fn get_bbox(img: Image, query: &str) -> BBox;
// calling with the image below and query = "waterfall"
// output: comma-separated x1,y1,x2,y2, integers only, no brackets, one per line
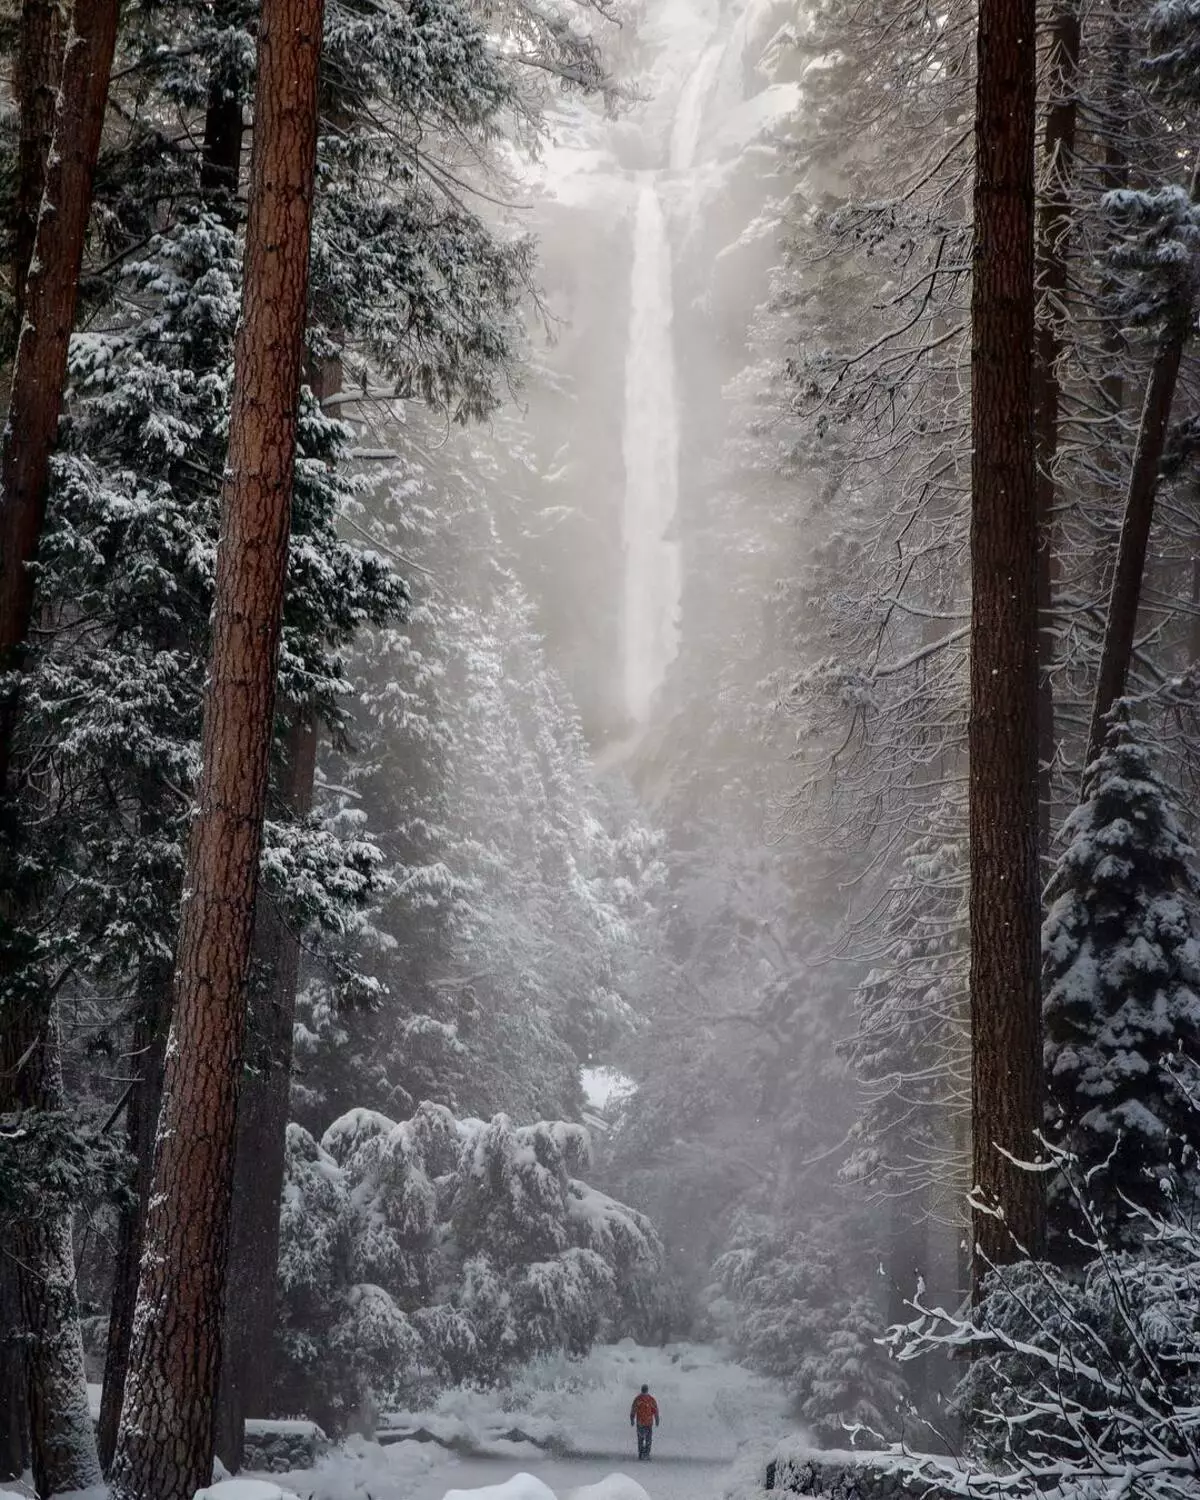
621,180,681,728
620,42,723,730
669,39,724,171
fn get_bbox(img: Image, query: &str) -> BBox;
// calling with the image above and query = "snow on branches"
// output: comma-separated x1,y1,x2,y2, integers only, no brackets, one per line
276,1103,662,1429
886,1140,1200,1500
1043,703,1200,1248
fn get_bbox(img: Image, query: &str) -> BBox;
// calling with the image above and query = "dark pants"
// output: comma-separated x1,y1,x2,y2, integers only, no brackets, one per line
636,1424,654,1459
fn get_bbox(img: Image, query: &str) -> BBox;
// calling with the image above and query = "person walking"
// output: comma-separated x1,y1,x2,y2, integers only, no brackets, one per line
630,1383,660,1460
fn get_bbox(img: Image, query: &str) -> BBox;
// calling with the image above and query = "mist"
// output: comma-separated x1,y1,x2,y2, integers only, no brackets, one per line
10,0,1199,1489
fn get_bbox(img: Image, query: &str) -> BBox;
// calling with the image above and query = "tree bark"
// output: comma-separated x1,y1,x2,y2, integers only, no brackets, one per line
0,1006,103,1497
108,0,325,1493
968,0,1045,1290
99,45,251,1469
0,0,120,792
216,716,319,1470
18,1040,105,1499
96,956,172,1473
215,343,339,1469
1085,309,1192,768
12,0,66,342
1033,0,1079,861
0,1262,29,1481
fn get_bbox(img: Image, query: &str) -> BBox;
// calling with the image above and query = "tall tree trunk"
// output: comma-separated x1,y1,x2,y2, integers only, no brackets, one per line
12,0,66,343
108,0,325,1493
0,1004,103,1497
1033,0,1079,861
0,1262,29,1481
1093,0,1131,605
215,716,318,1471
215,345,339,1470
0,0,58,1348
0,0,120,789
17,1023,104,1498
97,42,252,1471
968,0,1044,1291
1085,304,1193,768
96,955,172,1472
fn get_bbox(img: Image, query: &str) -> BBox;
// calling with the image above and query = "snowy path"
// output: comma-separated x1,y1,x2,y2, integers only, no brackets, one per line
261,1445,734,1500
259,1344,790,1500
400,1453,728,1499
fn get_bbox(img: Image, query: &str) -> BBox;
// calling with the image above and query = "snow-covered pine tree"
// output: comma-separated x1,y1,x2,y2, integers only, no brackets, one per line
840,788,970,1220
21,209,406,1456
1044,702,1200,1247
274,1104,661,1426
713,1210,905,1445
302,407,661,1129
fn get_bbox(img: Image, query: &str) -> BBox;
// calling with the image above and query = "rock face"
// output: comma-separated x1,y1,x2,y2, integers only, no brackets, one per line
242,1419,328,1473
764,1448,943,1500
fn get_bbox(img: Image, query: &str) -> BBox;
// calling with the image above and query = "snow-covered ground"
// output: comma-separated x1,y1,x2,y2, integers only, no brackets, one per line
381,1340,793,1459
260,1342,796,1500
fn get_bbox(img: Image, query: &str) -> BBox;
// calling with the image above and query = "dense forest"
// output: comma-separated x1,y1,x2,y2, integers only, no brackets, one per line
2,0,1200,1495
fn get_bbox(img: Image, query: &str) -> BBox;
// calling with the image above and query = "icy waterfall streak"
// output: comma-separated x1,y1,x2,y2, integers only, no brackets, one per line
622,180,681,727
621,42,722,728
669,39,725,172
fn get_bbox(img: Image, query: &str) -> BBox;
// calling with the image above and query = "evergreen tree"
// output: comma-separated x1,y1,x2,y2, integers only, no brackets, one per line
301,411,660,1129
714,1210,905,1445
840,789,970,1219
1044,703,1200,1247
275,1103,661,1428
108,0,327,1489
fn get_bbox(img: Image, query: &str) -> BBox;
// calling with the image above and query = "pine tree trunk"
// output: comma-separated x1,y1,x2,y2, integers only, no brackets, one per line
12,0,66,343
100,47,250,1470
1033,0,1079,861
108,0,325,1493
0,1263,28,1481
1085,310,1192,768
0,0,120,789
2,1009,103,1497
1093,2,1130,606
968,0,1044,1290
216,716,319,1471
216,345,339,1469
96,956,172,1473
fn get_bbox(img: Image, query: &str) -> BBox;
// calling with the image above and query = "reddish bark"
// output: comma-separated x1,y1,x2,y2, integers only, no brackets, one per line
108,0,326,1493
216,716,318,1470
12,0,65,337
96,957,171,1472
98,47,250,1466
0,0,121,790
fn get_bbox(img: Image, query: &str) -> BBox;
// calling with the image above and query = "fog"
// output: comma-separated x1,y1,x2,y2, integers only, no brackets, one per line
455,0,964,1439
0,0,972,1481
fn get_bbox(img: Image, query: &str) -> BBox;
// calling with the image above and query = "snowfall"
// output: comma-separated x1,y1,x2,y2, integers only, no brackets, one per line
36,1341,795,1500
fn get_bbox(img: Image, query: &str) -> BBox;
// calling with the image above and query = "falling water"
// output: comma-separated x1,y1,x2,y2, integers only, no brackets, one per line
669,40,724,172
621,181,681,728
621,43,722,729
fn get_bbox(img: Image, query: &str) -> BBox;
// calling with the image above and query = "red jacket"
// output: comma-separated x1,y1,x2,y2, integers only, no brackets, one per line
631,1393,659,1426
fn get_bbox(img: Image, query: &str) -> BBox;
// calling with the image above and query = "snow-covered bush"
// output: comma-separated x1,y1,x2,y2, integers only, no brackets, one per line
889,1152,1200,1500
275,1103,662,1429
